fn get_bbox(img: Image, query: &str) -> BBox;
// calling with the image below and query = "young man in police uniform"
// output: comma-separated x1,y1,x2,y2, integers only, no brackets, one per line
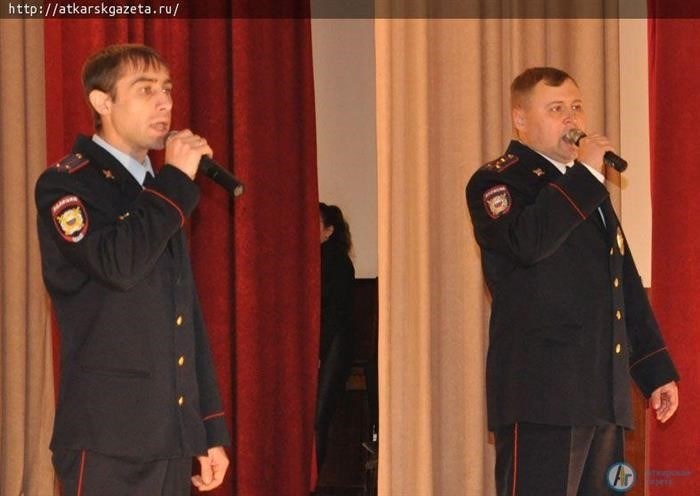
35,44,229,495
466,67,679,495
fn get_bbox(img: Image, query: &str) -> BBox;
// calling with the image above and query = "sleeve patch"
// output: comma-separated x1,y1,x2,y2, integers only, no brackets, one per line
482,185,512,219
51,195,89,243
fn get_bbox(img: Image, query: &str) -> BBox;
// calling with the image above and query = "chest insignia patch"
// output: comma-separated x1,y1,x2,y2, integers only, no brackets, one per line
51,195,89,243
483,185,512,219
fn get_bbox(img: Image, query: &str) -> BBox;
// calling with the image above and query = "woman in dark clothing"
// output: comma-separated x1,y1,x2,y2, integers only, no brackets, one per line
316,203,355,472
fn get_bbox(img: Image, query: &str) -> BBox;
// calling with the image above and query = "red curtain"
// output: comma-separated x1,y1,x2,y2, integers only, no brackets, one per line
648,4,700,494
44,13,319,496
230,18,320,493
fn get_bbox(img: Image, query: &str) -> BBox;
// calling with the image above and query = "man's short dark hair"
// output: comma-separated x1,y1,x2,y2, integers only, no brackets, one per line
81,44,169,130
511,67,578,109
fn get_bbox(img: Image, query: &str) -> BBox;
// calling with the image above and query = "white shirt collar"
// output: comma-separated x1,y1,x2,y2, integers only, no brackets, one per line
92,134,155,186
531,147,605,183
532,149,573,174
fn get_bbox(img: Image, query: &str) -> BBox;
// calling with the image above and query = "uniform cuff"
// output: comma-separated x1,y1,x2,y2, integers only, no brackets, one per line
630,348,680,397
204,414,231,448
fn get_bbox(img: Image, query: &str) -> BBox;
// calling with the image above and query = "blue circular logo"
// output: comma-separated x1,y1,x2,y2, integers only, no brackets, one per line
607,462,636,492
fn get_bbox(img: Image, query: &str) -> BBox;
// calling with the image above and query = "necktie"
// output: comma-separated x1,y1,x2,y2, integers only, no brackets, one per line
143,171,155,188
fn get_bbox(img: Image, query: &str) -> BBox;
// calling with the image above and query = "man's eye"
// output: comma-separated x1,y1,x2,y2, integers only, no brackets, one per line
140,86,153,95
550,105,562,113
163,87,172,95
572,104,583,112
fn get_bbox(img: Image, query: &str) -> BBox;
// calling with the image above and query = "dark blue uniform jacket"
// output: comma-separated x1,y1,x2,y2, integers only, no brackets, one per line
466,140,678,430
35,135,230,460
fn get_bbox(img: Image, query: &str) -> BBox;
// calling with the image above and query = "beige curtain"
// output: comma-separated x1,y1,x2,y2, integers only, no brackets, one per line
376,18,621,495
0,20,58,496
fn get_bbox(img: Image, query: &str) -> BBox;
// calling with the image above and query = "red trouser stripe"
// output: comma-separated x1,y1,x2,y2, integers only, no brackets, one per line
76,450,87,496
512,422,519,496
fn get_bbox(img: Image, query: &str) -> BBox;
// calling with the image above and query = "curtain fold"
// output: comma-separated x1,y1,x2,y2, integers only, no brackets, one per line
376,17,621,495
647,11,700,496
0,19,58,496
231,18,320,495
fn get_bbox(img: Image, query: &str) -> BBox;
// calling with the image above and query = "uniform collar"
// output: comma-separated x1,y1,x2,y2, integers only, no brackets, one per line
506,140,563,179
92,134,155,186
71,135,143,198
532,150,573,175
509,140,572,174
513,141,605,183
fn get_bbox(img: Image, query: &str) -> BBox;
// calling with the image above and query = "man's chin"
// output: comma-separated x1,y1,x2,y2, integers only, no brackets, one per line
149,136,167,151
560,146,577,163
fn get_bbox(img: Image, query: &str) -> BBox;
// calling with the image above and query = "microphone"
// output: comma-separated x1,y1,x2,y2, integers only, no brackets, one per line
564,129,628,172
198,156,245,197
165,131,244,197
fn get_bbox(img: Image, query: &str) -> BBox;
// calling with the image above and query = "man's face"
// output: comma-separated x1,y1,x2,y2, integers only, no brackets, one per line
96,62,173,161
512,78,586,163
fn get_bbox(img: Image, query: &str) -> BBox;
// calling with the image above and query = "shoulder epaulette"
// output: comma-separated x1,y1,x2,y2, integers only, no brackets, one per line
481,153,519,173
51,153,90,174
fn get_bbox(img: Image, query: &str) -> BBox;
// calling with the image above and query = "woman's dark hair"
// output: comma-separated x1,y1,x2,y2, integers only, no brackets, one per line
320,202,352,256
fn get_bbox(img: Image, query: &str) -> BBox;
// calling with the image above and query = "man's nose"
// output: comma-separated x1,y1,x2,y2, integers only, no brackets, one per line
156,90,173,112
563,108,577,123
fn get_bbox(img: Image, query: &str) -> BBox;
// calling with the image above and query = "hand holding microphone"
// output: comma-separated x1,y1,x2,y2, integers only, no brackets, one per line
165,130,244,197
564,129,628,172
165,129,211,180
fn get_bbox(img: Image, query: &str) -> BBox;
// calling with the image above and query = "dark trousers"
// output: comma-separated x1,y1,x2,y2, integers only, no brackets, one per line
494,422,624,496
315,334,352,471
53,449,192,496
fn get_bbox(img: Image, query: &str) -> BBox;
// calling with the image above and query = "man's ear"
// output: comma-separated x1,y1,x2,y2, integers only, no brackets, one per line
88,89,111,117
512,107,525,131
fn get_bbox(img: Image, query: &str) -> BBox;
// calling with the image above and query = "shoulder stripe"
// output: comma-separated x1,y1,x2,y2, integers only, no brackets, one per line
482,153,519,173
52,153,90,174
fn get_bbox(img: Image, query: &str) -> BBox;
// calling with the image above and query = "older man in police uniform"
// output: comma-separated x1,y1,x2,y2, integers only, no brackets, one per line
35,44,229,495
466,67,679,495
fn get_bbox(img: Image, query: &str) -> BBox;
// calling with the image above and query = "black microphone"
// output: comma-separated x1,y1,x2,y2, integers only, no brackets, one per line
198,156,244,197
165,131,244,197
564,129,628,173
